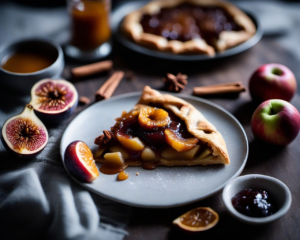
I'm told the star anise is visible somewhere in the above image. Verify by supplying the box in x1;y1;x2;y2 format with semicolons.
94;130;117;148
163;73;188;93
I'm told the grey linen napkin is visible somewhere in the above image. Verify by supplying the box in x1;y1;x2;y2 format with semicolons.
0;91;131;240
0;3;131;240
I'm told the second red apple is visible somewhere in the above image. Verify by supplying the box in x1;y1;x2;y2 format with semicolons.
249;63;297;102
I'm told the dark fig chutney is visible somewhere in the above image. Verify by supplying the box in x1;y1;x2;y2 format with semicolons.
140;3;243;45
232;188;277;217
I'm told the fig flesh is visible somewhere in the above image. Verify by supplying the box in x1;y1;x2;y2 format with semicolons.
64;141;99;183
1;104;48;158
29;79;78;123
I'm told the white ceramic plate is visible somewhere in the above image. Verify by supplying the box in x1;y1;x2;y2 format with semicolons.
60;92;248;208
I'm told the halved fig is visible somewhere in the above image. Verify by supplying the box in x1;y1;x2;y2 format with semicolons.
64;140;99;183
29;79;78;123
138;107;170;130
165;129;199;152
1;104;48;158
173;207;219;232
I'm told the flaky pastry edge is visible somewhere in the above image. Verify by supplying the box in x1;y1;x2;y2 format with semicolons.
121;0;256;55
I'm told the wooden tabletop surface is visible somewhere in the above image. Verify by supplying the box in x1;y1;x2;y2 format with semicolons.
64;38;300;240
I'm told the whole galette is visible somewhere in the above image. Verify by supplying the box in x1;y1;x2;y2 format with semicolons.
121;0;256;55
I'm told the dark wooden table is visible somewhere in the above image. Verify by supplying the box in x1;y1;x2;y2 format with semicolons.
64;38;300;240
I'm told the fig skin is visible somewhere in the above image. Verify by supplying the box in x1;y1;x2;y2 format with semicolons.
34;101;78;123
1;104;48;158
64;141;99;183
0;134;44;158
30;79;78;123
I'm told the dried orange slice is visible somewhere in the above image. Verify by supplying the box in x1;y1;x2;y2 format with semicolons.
165;128;199;152
173;207;219;232
64;140;100;183
138;107;170;130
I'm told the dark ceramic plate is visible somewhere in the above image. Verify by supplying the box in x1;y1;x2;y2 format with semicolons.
111;1;263;61
60;92;248;208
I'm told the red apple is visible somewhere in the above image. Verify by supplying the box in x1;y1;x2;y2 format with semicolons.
249;63;297;102
251;99;300;145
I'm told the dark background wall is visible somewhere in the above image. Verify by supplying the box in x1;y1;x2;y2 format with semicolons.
0;0;299;8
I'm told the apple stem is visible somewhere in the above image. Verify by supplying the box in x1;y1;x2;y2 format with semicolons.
270;102;275;115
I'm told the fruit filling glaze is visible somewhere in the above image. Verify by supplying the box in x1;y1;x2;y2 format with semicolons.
114;108;197;153
95;106;210;173
232;189;277;217
140;3;243;45
35;81;74;111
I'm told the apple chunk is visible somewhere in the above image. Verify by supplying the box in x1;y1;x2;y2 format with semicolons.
104;152;124;167
94;147;107;159
141;147;158;161
161;145;200;160
197;147;212;160
117;133;145;151
109;144;129;159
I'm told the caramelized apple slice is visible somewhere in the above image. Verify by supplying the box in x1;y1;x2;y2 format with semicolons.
94;147;107;159
141;147;158;161
197;148;213;159
104;152;124;167
165;129;199;152
117;132;144;151
109;144;129;159
161;145;200;160
138;107;170;130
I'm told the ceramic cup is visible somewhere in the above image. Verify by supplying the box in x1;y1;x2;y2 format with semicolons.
0;38;64;94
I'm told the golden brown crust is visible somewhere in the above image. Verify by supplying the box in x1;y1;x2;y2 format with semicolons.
121;0;256;55
96;86;230;166
137;86;230;165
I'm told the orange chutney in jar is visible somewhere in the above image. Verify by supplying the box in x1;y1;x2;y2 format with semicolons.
70;0;111;51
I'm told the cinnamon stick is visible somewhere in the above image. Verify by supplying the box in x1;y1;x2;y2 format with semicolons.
196;81;243;88
193;82;246;96
71;60;113;79
95;71;124;101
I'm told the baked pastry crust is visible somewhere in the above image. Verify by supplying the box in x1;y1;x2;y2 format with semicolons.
122;0;256;55
95;86;230;167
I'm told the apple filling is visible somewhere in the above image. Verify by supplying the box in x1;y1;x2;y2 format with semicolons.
94;106;215;173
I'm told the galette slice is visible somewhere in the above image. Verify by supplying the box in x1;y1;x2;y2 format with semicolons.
94;86;229;173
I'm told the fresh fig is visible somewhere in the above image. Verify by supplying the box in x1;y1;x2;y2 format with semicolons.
29;79;78;123
64;141;99;183
1;104;48;158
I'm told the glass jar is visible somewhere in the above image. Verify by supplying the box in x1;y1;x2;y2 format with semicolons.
66;0;111;60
